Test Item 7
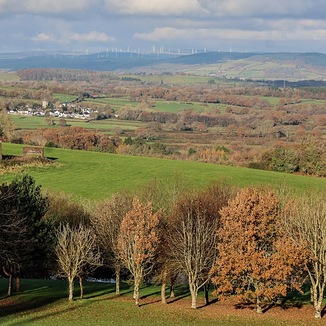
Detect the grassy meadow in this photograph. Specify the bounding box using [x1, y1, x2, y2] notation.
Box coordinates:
[0, 278, 319, 326]
[1, 143, 326, 201]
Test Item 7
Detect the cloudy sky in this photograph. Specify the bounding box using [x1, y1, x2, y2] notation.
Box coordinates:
[1, 0, 326, 54]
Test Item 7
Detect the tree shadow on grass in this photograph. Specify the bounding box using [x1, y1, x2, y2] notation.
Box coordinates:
[0, 294, 63, 319]
[79, 282, 117, 299]
[7, 305, 77, 326]
[196, 297, 219, 309]
[140, 290, 161, 300]
[167, 293, 190, 304]
[139, 299, 161, 307]
[234, 300, 305, 314]
[165, 285, 190, 304]
[0, 279, 118, 319]
[321, 306, 326, 318]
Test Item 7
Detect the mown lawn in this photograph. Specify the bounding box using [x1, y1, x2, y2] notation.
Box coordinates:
[0, 278, 320, 326]
[1, 143, 326, 201]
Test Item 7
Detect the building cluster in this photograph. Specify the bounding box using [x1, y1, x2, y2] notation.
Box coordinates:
[7, 102, 97, 120]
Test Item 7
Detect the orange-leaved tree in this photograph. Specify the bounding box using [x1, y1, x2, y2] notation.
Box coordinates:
[211, 188, 304, 314]
[117, 197, 160, 306]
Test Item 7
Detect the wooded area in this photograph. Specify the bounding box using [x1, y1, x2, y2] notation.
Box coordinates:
[1, 175, 326, 319]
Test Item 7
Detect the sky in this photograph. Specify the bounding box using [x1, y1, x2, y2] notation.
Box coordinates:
[1, 0, 326, 54]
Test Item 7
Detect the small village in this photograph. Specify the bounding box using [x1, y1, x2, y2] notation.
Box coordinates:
[7, 99, 97, 120]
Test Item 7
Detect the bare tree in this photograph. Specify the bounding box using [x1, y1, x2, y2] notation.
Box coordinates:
[284, 193, 326, 319]
[55, 224, 102, 301]
[167, 184, 231, 309]
[117, 197, 160, 306]
[91, 192, 133, 295]
[138, 176, 186, 304]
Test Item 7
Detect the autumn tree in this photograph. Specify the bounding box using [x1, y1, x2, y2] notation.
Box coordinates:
[0, 109, 15, 141]
[117, 197, 160, 306]
[167, 183, 232, 309]
[55, 224, 102, 301]
[212, 188, 304, 314]
[284, 194, 326, 319]
[91, 192, 133, 295]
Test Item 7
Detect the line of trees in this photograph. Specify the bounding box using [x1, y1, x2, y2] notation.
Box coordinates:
[2, 175, 326, 318]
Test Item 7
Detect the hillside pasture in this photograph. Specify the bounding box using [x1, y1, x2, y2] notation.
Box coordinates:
[1, 143, 326, 201]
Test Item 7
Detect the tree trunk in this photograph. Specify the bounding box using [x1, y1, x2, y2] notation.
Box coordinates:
[115, 262, 120, 295]
[189, 283, 197, 309]
[204, 283, 209, 305]
[161, 268, 167, 304]
[312, 282, 323, 319]
[3, 267, 13, 296]
[256, 296, 263, 314]
[161, 282, 167, 304]
[134, 277, 140, 306]
[314, 304, 322, 319]
[169, 276, 176, 298]
[79, 276, 84, 299]
[7, 274, 13, 296]
[310, 285, 314, 304]
[15, 276, 20, 292]
[68, 278, 74, 301]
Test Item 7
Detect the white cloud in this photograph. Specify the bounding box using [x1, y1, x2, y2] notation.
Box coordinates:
[197, 0, 317, 18]
[32, 32, 55, 42]
[0, 0, 96, 14]
[70, 31, 114, 43]
[0, 0, 325, 19]
[134, 25, 326, 43]
[31, 31, 114, 45]
[103, 0, 205, 16]
[1, 0, 326, 52]
[134, 28, 189, 41]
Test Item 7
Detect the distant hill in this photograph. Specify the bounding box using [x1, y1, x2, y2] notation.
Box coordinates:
[1, 51, 326, 81]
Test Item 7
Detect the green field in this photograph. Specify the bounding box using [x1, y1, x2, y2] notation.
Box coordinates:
[53, 93, 78, 102]
[10, 115, 144, 133]
[152, 100, 218, 113]
[83, 97, 139, 110]
[1, 143, 326, 201]
[124, 74, 220, 85]
[0, 278, 317, 326]
[0, 72, 20, 81]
